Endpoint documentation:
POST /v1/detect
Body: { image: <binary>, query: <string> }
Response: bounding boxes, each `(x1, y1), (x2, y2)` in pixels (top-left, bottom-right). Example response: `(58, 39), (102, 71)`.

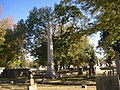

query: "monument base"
(44, 70), (58, 79)
(28, 84), (37, 90)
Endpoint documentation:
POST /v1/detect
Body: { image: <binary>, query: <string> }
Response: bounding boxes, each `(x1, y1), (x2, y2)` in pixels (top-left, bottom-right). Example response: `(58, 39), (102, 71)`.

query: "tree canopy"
(78, 0), (120, 53)
(1, 0), (119, 70)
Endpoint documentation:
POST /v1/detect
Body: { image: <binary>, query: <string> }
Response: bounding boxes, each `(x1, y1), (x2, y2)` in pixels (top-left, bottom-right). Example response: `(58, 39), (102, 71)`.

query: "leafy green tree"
(0, 29), (18, 67)
(76, 0), (120, 75)
(0, 19), (27, 68)
(53, 0), (85, 70)
(0, 16), (14, 45)
(67, 36), (90, 68)
(19, 1), (97, 72)
(77, 0), (120, 52)
(15, 19), (27, 68)
(0, 27), (5, 45)
(0, 16), (14, 67)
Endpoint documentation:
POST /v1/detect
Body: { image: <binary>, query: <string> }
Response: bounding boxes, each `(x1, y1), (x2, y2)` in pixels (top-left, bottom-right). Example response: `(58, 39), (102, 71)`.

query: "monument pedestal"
(44, 71), (57, 79)
(28, 84), (37, 90)
(28, 73), (37, 90)
(44, 63), (57, 79)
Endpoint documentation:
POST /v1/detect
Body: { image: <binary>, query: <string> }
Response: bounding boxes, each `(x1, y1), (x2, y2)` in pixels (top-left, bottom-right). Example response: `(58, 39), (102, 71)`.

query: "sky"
(0, 0), (102, 59)
(89, 32), (104, 59)
(0, 0), (60, 23)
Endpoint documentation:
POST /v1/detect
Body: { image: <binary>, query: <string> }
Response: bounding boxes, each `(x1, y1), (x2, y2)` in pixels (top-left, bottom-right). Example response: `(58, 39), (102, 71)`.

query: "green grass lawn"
(0, 67), (116, 90)
(0, 83), (96, 90)
(0, 69), (108, 90)
(38, 84), (96, 90)
(0, 74), (96, 90)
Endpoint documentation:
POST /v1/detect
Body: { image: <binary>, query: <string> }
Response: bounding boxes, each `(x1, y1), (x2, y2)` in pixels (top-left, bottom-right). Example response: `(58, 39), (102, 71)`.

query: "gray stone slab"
(96, 75), (119, 90)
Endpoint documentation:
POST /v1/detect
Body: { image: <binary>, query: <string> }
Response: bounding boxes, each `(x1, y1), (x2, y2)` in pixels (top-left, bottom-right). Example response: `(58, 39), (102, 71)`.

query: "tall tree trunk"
(54, 61), (58, 72)
(115, 51), (120, 76)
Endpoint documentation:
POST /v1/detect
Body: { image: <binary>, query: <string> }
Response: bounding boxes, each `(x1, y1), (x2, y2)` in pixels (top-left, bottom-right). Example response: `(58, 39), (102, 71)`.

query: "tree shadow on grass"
(58, 75), (95, 82)
(38, 75), (96, 86)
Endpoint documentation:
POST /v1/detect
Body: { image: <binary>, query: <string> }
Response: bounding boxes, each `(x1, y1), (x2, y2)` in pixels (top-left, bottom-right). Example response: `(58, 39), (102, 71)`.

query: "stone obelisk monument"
(44, 20), (56, 78)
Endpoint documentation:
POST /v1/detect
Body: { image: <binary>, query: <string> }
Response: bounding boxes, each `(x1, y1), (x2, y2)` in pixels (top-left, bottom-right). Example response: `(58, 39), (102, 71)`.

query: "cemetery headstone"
(28, 71), (37, 90)
(70, 68), (74, 74)
(2, 68), (29, 78)
(78, 67), (83, 75)
(0, 67), (5, 75)
(96, 75), (119, 90)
